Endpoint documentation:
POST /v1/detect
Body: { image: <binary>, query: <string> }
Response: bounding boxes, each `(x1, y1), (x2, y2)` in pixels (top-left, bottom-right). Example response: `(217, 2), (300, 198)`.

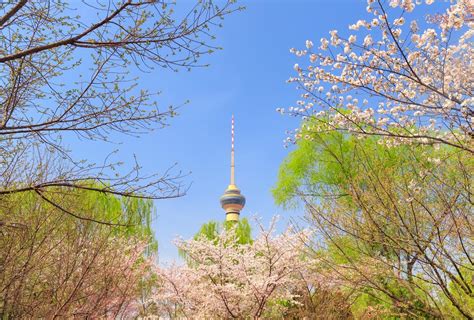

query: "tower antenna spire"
(231, 114), (235, 185)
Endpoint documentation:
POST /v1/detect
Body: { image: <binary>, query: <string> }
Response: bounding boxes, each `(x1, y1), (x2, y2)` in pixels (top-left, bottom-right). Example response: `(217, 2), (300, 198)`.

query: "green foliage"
(194, 220), (220, 241)
(273, 124), (474, 319)
(179, 218), (253, 263)
(1, 185), (157, 251)
(441, 265), (474, 318)
(194, 218), (253, 245)
(273, 123), (460, 209)
(272, 136), (320, 209)
(273, 129), (374, 209)
(224, 218), (253, 245)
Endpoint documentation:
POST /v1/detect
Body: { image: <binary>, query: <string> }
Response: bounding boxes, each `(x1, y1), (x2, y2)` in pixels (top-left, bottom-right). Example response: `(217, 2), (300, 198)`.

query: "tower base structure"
(225, 212), (240, 222)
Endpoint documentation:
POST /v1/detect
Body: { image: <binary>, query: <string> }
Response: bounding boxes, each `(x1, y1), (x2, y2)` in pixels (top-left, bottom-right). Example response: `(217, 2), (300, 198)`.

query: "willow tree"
(274, 129), (473, 319)
(0, 188), (157, 318)
(195, 218), (253, 244)
(0, 0), (240, 224)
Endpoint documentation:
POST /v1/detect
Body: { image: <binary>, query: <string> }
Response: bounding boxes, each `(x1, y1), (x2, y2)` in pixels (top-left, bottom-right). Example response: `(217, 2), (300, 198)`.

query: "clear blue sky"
(73, 0), (366, 261)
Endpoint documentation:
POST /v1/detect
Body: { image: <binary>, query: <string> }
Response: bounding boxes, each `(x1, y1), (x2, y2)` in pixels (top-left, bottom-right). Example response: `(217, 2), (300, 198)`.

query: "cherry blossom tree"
(151, 219), (330, 319)
(282, 0), (473, 154)
(277, 1), (473, 317)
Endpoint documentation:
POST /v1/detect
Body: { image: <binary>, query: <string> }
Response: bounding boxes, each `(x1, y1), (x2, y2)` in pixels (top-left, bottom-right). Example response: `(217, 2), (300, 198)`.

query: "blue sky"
(73, 0), (367, 261)
(144, 0), (369, 262)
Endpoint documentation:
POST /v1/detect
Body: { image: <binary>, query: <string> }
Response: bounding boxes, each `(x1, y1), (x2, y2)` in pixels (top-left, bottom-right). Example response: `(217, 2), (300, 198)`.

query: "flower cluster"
(282, 0), (473, 153)
(151, 219), (317, 319)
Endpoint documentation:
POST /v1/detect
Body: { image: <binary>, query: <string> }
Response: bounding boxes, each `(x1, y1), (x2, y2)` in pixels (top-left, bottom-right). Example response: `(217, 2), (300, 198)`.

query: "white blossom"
(283, 0), (472, 152)
(320, 38), (329, 50)
(363, 34), (373, 46)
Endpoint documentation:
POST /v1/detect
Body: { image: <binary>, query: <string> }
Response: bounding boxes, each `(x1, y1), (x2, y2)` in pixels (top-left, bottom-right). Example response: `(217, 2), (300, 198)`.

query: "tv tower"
(219, 115), (246, 222)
